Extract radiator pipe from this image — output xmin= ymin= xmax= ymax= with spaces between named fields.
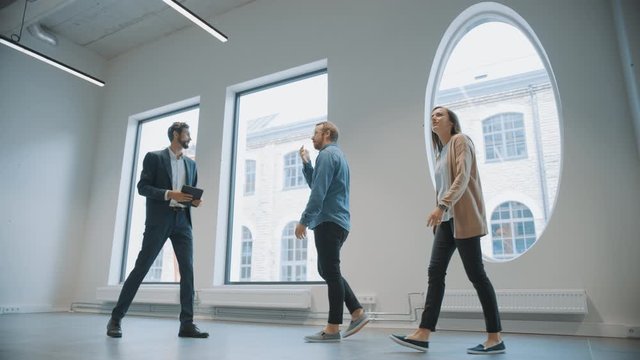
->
xmin=363 ymin=292 xmax=424 ymax=322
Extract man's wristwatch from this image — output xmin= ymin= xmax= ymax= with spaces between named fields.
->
xmin=437 ymin=203 xmax=448 ymax=211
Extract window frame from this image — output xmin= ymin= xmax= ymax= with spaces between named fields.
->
xmin=423 ymin=2 xmax=564 ymax=264
xmin=120 ymin=104 xmax=199 ymax=284
xmin=145 ymin=250 xmax=164 ymax=282
xmin=244 ymin=159 xmax=256 ymax=195
xmin=224 ymin=68 xmax=327 ymax=285
xmin=280 ymin=222 xmax=308 ymax=282
xmin=482 ymin=112 xmax=528 ymax=162
xmin=283 ymin=151 xmax=306 ymax=190
xmin=240 ymin=226 xmax=253 ymax=281
xmin=490 ymin=201 xmax=537 ymax=260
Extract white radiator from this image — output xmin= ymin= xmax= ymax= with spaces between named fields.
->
xmin=441 ymin=289 xmax=588 ymax=314
xmin=96 ymin=286 xmax=180 ymax=304
xmin=199 ymin=288 xmax=311 ymax=309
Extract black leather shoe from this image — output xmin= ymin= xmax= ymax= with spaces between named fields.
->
xmin=106 ymin=317 xmax=122 ymax=338
xmin=178 ymin=323 xmax=209 ymax=338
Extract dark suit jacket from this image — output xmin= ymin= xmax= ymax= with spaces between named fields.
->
xmin=137 ymin=148 xmax=198 ymax=226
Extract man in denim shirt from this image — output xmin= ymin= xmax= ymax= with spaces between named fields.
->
xmin=296 ymin=121 xmax=369 ymax=342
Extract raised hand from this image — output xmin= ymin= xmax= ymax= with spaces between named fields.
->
xmin=299 ymin=145 xmax=310 ymax=164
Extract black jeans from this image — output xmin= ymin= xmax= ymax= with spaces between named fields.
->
xmin=420 ymin=219 xmax=502 ymax=333
xmin=314 ymin=222 xmax=362 ymax=324
xmin=112 ymin=210 xmax=195 ymax=324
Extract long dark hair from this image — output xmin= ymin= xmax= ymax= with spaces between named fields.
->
xmin=431 ymin=106 xmax=462 ymax=155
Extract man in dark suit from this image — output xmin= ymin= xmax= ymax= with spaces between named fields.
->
xmin=107 ymin=122 xmax=208 ymax=338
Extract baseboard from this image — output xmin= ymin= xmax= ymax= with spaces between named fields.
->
xmin=69 ymin=301 xmax=639 ymax=339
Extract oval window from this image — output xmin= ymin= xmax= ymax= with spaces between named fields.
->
xmin=425 ymin=4 xmax=562 ymax=262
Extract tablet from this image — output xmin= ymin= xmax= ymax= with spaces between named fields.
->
xmin=181 ymin=185 xmax=203 ymax=200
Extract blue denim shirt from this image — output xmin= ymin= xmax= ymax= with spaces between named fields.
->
xmin=299 ymin=143 xmax=351 ymax=231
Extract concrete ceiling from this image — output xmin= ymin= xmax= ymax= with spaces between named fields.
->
xmin=0 ymin=0 xmax=254 ymax=59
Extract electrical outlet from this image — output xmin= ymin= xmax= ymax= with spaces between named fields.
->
xmin=628 ymin=327 xmax=640 ymax=338
xmin=2 ymin=307 xmax=20 ymax=314
xmin=357 ymin=294 xmax=376 ymax=305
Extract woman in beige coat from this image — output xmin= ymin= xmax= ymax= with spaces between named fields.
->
xmin=390 ymin=106 xmax=505 ymax=355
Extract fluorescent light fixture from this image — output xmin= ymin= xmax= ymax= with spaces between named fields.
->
xmin=163 ymin=0 xmax=228 ymax=43
xmin=0 ymin=35 xmax=105 ymax=87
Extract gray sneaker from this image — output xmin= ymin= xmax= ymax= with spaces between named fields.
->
xmin=342 ymin=314 xmax=370 ymax=338
xmin=304 ymin=330 xmax=341 ymax=342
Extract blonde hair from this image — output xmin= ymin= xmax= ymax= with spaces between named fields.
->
xmin=316 ymin=121 xmax=339 ymax=142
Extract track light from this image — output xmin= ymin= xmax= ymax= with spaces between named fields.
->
xmin=163 ymin=0 xmax=228 ymax=43
xmin=0 ymin=35 xmax=105 ymax=87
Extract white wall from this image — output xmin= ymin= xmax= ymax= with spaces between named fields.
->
xmin=0 ymin=31 xmax=105 ymax=312
xmin=2 ymin=0 xmax=638 ymax=336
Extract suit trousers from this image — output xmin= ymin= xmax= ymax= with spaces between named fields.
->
xmin=313 ymin=221 xmax=362 ymax=324
xmin=112 ymin=210 xmax=195 ymax=324
xmin=419 ymin=219 xmax=502 ymax=333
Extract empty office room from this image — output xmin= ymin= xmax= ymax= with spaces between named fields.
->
xmin=1 ymin=0 xmax=639 ymax=359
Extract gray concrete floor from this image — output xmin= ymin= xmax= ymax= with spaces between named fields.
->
xmin=1 ymin=313 xmax=639 ymax=360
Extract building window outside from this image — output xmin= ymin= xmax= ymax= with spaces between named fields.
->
xmin=429 ymin=7 xmax=562 ymax=262
xmin=483 ymin=113 xmax=527 ymax=161
xmin=490 ymin=201 xmax=536 ymax=260
xmin=145 ymin=250 xmax=163 ymax=282
xmin=283 ymin=152 xmax=305 ymax=189
xmin=226 ymin=69 xmax=326 ymax=283
xmin=122 ymin=106 xmax=199 ymax=283
xmin=280 ymin=222 xmax=307 ymax=282
xmin=240 ymin=227 xmax=253 ymax=281
xmin=245 ymin=160 xmax=256 ymax=195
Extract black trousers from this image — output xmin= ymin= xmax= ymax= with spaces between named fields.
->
xmin=112 ymin=210 xmax=195 ymax=324
xmin=420 ymin=219 xmax=502 ymax=333
xmin=313 ymin=222 xmax=362 ymax=324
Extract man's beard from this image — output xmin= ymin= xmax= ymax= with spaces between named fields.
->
xmin=180 ymin=140 xmax=190 ymax=149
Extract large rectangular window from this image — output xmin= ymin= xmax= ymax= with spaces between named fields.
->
xmin=122 ymin=106 xmax=199 ymax=283
xmin=226 ymin=70 xmax=327 ymax=283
